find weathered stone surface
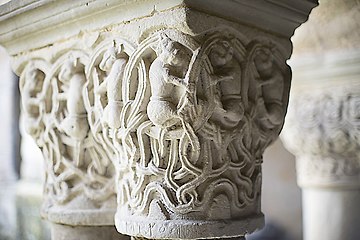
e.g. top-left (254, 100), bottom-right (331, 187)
top-left (0, 0), bottom-right (316, 239)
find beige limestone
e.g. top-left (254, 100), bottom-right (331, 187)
top-left (0, 0), bottom-right (316, 239)
top-left (292, 0), bottom-right (360, 55)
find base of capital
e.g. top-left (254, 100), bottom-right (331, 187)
top-left (50, 223), bottom-right (129, 240)
top-left (42, 195), bottom-right (118, 225)
top-left (115, 213), bottom-right (264, 239)
top-left (44, 208), bottom-right (116, 226)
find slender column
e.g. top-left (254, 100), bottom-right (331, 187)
top-left (0, 0), bottom-right (316, 239)
top-left (0, 46), bottom-right (17, 240)
top-left (282, 1), bottom-right (360, 239)
top-left (282, 71), bottom-right (360, 240)
top-left (282, 74), bottom-right (360, 240)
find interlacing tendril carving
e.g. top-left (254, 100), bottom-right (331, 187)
top-left (84, 28), bottom-right (289, 220)
top-left (20, 52), bottom-right (116, 213)
top-left (19, 27), bottom-right (289, 222)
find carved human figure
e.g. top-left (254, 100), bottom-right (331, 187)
top-left (254, 47), bottom-right (284, 129)
top-left (98, 44), bottom-right (127, 129)
top-left (209, 40), bottom-right (244, 129)
top-left (147, 35), bottom-right (192, 128)
top-left (21, 66), bottom-right (45, 136)
top-left (58, 58), bottom-right (89, 140)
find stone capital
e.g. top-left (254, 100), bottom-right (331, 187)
top-left (0, 0), bottom-right (317, 239)
top-left (282, 51), bottom-right (360, 189)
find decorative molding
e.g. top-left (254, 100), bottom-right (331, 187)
top-left (185, 0), bottom-right (317, 37)
top-left (0, 0), bottom-right (317, 55)
top-left (288, 50), bottom-right (360, 85)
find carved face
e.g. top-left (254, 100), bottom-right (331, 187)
top-left (161, 41), bottom-right (190, 66)
top-left (254, 48), bottom-right (273, 78)
top-left (209, 41), bottom-right (234, 67)
top-left (59, 59), bottom-right (84, 82)
top-left (25, 68), bottom-right (42, 93)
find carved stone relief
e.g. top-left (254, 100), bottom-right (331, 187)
top-left (19, 51), bottom-right (117, 225)
top-left (18, 26), bottom-right (290, 238)
top-left (79, 28), bottom-right (291, 239)
top-left (0, 0), bottom-right (318, 238)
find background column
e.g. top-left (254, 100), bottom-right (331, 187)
top-left (282, 1), bottom-right (360, 239)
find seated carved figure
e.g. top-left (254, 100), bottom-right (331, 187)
top-left (22, 67), bottom-right (45, 136)
top-left (98, 45), bottom-right (127, 129)
top-left (254, 47), bottom-right (284, 129)
top-left (209, 40), bottom-right (244, 129)
top-left (147, 35), bottom-right (192, 128)
top-left (59, 58), bottom-right (89, 140)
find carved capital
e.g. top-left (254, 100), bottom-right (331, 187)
top-left (0, 0), bottom-right (317, 239)
top-left (109, 28), bottom-right (291, 239)
top-left (18, 49), bottom-right (117, 226)
top-left (282, 52), bottom-right (360, 189)
top-left (15, 26), bottom-right (290, 239)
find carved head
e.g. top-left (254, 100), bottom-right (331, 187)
top-left (254, 47), bottom-right (274, 79)
top-left (100, 44), bottom-right (125, 72)
top-left (59, 58), bottom-right (83, 82)
top-left (209, 40), bottom-right (234, 67)
top-left (158, 34), bottom-right (191, 66)
top-left (24, 66), bottom-right (44, 94)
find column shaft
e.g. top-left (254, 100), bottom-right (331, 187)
top-left (303, 189), bottom-right (360, 240)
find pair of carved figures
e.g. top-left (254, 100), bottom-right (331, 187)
top-left (20, 28), bottom-right (289, 228)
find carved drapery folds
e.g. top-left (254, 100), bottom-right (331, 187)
top-left (17, 26), bottom-right (290, 238)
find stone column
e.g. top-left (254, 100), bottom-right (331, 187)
top-left (282, 1), bottom-right (360, 240)
top-left (0, 45), bottom-right (17, 240)
top-left (0, 0), bottom-right (316, 239)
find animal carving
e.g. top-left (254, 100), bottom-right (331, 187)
top-left (98, 44), bottom-right (127, 129)
top-left (147, 34), bottom-right (193, 128)
top-left (209, 40), bottom-right (244, 129)
top-left (59, 58), bottom-right (89, 140)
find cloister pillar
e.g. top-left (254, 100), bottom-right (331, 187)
top-left (0, 0), bottom-right (316, 239)
top-left (282, 1), bottom-right (360, 239)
